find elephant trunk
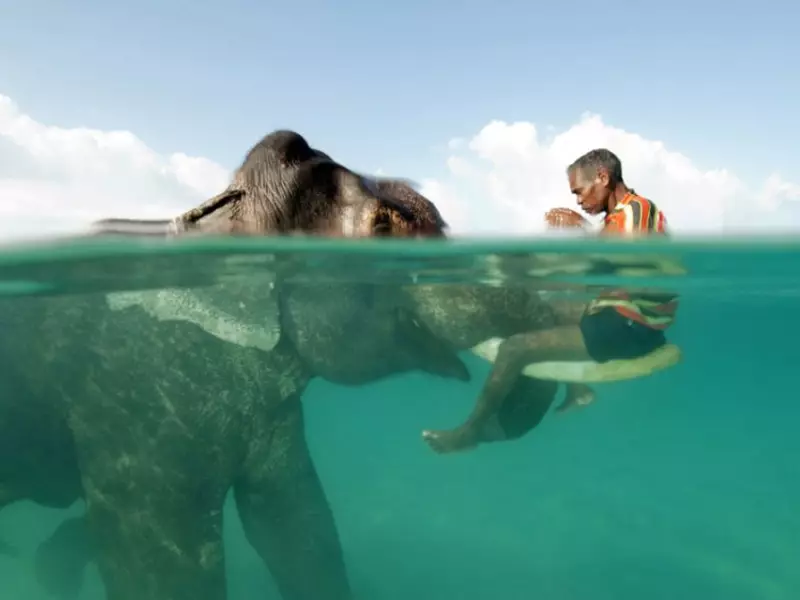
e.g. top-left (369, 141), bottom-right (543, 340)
top-left (88, 218), bottom-right (177, 237)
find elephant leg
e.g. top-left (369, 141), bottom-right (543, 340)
top-left (70, 404), bottom-right (229, 600)
top-left (34, 515), bottom-right (93, 600)
top-left (0, 488), bottom-right (19, 557)
top-left (235, 399), bottom-right (351, 600)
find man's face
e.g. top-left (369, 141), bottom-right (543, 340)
top-left (568, 168), bottom-right (611, 215)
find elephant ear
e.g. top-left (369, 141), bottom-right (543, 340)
top-left (106, 270), bottom-right (283, 353)
top-left (172, 188), bottom-right (247, 235)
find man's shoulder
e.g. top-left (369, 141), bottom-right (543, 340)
top-left (622, 192), bottom-right (657, 211)
top-left (608, 192), bottom-right (668, 233)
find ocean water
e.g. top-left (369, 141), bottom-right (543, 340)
top-left (0, 235), bottom-right (798, 600)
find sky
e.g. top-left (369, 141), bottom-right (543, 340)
top-left (1, 0), bottom-right (799, 239)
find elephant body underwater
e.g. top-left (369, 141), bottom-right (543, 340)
top-left (1, 291), bottom-right (352, 600)
top-left (0, 285), bottom-right (572, 600)
top-left (0, 129), bottom-right (470, 600)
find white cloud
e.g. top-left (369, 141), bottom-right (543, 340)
top-left (0, 94), bottom-right (229, 240)
top-left (1, 94), bottom-right (798, 241)
top-left (420, 113), bottom-right (800, 236)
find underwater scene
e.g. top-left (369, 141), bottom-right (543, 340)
top-left (0, 235), bottom-right (798, 600)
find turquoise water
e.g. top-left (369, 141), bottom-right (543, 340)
top-left (0, 235), bottom-right (799, 600)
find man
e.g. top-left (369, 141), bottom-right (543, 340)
top-left (423, 148), bottom-right (678, 454)
top-left (545, 149), bottom-right (667, 235)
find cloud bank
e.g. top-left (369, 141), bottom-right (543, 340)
top-left (0, 94), bottom-right (229, 240)
top-left (1, 93), bottom-right (798, 240)
top-left (420, 116), bottom-right (800, 236)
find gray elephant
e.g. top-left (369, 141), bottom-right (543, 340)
top-left (0, 129), bottom-right (472, 600)
top-left (91, 129), bottom-right (437, 240)
top-left (2, 134), bottom-right (593, 599)
top-left (1, 292), bottom-right (350, 600)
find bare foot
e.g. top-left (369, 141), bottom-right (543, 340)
top-left (555, 383), bottom-right (596, 413)
top-left (421, 427), bottom-right (479, 454)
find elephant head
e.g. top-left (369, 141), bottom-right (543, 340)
top-left (90, 130), bottom-right (448, 240)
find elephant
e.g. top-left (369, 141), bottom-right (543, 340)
top-left (1, 134), bottom-right (598, 599)
top-left (0, 129), bottom-right (474, 600)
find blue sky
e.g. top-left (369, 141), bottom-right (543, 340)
top-left (1, 0), bottom-right (799, 239)
top-left (2, 0), bottom-right (798, 185)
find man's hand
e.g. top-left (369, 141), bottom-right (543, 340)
top-left (544, 208), bottom-right (589, 230)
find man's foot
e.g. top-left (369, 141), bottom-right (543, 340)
top-left (421, 427), bottom-right (479, 454)
top-left (555, 383), bottom-right (596, 413)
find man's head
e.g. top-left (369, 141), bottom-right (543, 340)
top-left (566, 148), bottom-right (624, 215)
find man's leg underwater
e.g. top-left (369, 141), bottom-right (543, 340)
top-left (547, 299), bottom-right (597, 411)
top-left (424, 325), bottom-right (591, 454)
top-left (477, 376), bottom-right (560, 443)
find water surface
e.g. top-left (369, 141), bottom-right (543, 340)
top-left (0, 235), bottom-right (797, 600)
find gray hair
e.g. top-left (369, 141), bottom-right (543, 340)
top-left (567, 148), bottom-right (623, 185)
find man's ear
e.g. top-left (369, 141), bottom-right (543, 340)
top-left (596, 168), bottom-right (610, 187)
